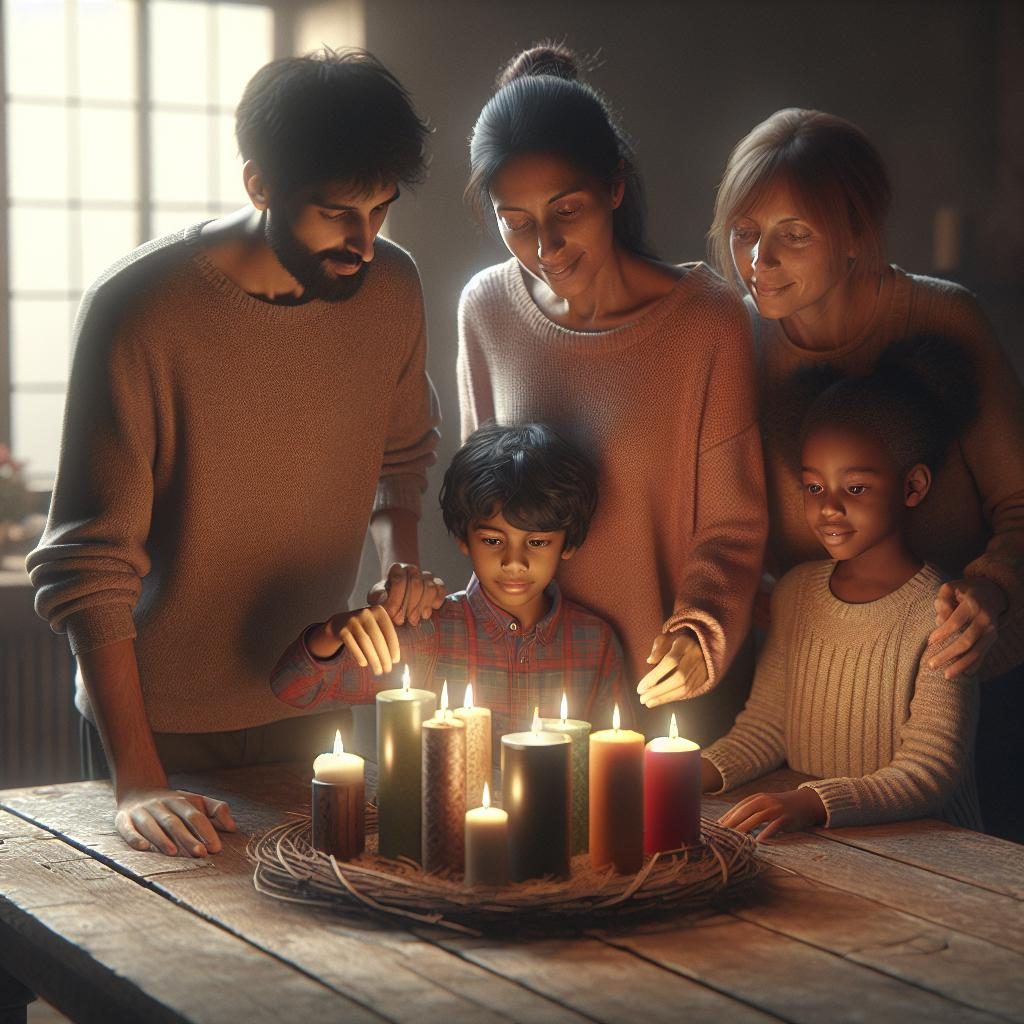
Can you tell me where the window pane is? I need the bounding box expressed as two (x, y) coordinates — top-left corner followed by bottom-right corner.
(149, 207), (212, 240)
(4, 0), (67, 98)
(78, 208), (138, 288)
(79, 106), (138, 201)
(215, 4), (272, 107)
(10, 298), (75, 385)
(151, 110), (210, 203)
(77, 0), (137, 102)
(12, 390), (66, 484)
(8, 102), (69, 201)
(150, 1), (209, 106)
(216, 113), (242, 205)
(9, 207), (72, 292)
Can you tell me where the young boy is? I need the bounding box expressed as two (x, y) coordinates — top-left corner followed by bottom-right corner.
(272, 424), (627, 737)
(703, 338), (983, 837)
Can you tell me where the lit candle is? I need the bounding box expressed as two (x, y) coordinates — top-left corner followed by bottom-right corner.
(589, 704), (644, 874)
(375, 664), (436, 860)
(421, 681), (467, 873)
(463, 782), (509, 887)
(454, 683), (492, 819)
(500, 708), (572, 881)
(644, 713), (702, 853)
(539, 692), (591, 855)
(311, 730), (365, 860)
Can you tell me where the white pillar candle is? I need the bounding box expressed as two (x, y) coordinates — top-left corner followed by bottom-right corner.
(464, 782), (509, 887)
(454, 682), (492, 814)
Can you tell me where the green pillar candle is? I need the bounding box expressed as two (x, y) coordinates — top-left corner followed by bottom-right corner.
(375, 665), (436, 861)
(539, 692), (591, 855)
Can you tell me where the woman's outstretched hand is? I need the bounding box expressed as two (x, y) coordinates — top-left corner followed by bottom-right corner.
(928, 577), (1006, 678)
(637, 630), (709, 708)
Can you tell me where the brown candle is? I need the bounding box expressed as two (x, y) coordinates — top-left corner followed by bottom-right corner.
(421, 682), (467, 873)
(589, 704), (644, 873)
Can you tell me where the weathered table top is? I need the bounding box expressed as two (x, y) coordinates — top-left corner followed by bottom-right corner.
(1, 764), (1021, 1024)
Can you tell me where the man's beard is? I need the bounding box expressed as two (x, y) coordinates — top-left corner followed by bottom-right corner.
(265, 209), (369, 303)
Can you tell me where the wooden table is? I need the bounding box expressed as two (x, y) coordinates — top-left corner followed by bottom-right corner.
(1, 764), (1021, 1024)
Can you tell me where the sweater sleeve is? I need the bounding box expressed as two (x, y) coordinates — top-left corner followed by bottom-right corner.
(271, 621), (435, 709)
(456, 280), (497, 442)
(26, 280), (156, 655)
(701, 572), (794, 790)
(801, 636), (978, 828)
(373, 260), (441, 517)
(663, 288), (768, 691)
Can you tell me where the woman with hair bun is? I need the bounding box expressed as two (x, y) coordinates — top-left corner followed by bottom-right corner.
(458, 44), (767, 742)
(709, 108), (1024, 835)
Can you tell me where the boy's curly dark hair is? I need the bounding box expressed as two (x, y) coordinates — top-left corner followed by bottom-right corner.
(793, 334), (979, 472)
(440, 423), (598, 551)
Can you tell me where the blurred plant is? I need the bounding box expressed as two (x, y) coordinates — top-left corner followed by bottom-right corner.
(0, 444), (32, 523)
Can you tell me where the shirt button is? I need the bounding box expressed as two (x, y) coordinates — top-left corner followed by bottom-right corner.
(509, 622), (518, 631)
(520, 655), (527, 664)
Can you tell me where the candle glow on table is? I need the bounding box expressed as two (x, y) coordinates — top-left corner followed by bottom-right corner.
(311, 730), (365, 860)
(644, 713), (702, 853)
(375, 664), (436, 860)
(539, 692), (591, 854)
(454, 683), (492, 816)
(421, 680), (467, 873)
(500, 708), (572, 881)
(588, 704), (644, 874)
(463, 782), (509, 887)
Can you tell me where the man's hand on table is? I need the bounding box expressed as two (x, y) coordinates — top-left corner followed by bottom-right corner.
(115, 787), (237, 857)
(717, 788), (826, 841)
(368, 562), (446, 626)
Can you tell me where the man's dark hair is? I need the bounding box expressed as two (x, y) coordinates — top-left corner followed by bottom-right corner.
(440, 423), (599, 551)
(235, 48), (430, 197)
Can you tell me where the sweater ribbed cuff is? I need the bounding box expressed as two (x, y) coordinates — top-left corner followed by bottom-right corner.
(63, 604), (137, 656)
(799, 778), (860, 828)
(661, 612), (723, 696)
(373, 476), (423, 518)
(701, 742), (765, 793)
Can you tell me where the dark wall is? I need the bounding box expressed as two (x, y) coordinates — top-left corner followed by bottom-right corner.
(356, 0), (1016, 595)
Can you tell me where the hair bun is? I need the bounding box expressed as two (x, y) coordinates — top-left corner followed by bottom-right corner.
(497, 43), (579, 89)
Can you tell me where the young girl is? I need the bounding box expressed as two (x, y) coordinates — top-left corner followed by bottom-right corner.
(704, 337), (983, 837)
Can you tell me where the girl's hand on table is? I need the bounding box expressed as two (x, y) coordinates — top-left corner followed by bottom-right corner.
(368, 562), (446, 626)
(115, 788), (236, 857)
(718, 788), (825, 841)
(636, 630), (709, 708)
(929, 577), (1006, 679)
(310, 606), (401, 674)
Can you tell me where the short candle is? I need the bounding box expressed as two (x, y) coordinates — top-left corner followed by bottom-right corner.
(589, 704), (644, 874)
(644, 713), (702, 853)
(464, 782), (509, 887)
(311, 730), (365, 860)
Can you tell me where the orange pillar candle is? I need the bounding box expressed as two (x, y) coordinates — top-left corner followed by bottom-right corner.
(644, 713), (702, 853)
(421, 681), (467, 874)
(463, 782), (509, 887)
(454, 683), (492, 817)
(588, 704), (644, 873)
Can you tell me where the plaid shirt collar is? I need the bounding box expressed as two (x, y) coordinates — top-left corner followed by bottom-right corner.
(464, 573), (564, 646)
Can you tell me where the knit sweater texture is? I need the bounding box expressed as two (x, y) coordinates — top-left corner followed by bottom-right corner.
(703, 561), (982, 829)
(458, 259), (767, 736)
(752, 267), (1024, 677)
(28, 225), (440, 733)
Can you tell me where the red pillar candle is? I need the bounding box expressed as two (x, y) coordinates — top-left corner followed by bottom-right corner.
(588, 704), (644, 874)
(644, 713), (702, 854)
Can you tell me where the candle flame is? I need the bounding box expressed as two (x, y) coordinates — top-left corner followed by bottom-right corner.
(441, 680), (449, 713)
(560, 691), (568, 725)
(531, 707), (541, 733)
(612, 704), (621, 732)
(464, 682), (474, 710)
(402, 664), (410, 694)
(669, 713), (679, 740)
(482, 782), (491, 809)
(333, 729), (344, 756)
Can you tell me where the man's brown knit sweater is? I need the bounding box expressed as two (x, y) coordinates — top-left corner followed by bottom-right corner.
(28, 226), (440, 733)
(458, 259), (766, 739)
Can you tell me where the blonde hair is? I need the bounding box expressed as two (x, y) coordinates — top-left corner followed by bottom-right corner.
(708, 109), (891, 290)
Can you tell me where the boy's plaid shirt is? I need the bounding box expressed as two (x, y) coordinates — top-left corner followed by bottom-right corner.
(271, 575), (629, 737)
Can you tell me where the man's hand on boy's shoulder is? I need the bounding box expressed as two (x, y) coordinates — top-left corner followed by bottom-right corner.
(368, 562), (446, 627)
(309, 606), (401, 675)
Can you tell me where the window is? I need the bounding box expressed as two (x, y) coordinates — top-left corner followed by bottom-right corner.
(3, 0), (276, 486)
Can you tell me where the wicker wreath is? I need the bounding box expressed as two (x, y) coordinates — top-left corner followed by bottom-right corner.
(249, 806), (763, 935)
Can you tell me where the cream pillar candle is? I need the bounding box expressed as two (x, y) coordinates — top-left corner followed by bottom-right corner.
(589, 704), (644, 874)
(463, 782), (509, 887)
(375, 664), (436, 860)
(454, 683), (492, 818)
(539, 692), (591, 855)
(421, 682), (467, 874)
